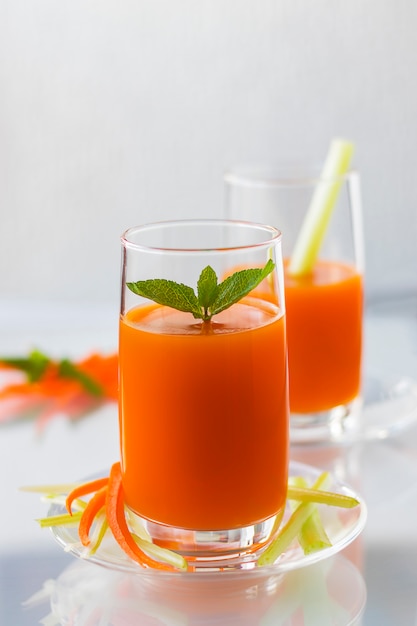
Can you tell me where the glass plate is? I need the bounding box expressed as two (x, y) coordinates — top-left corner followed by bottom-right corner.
(49, 460), (367, 577)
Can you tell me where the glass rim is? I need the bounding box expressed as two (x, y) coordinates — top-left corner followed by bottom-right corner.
(224, 166), (359, 190)
(121, 219), (282, 254)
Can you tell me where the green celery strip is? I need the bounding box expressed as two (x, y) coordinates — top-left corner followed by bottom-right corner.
(298, 507), (332, 555)
(289, 476), (332, 555)
(257, 501), (316, 566)
(132, 533), (188, 571)
(41, 495), (87, 512)
(288, 139), (354, 276)
(84, 510), (108, 556)
(20, 483), (82, 494)
(258, 472), (329, 567)
(286, 485), (359, 508)
(126, 509), (153, 542)
(36, 511), (83, 528)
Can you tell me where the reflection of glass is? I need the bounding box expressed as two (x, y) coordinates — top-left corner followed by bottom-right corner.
(225, 166), (364, 444)
(119, 220), (289, 566)
(25, 554), (366, 625)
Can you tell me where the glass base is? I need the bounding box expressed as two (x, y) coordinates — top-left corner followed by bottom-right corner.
(131, 511), (281, 568)
(290, 397), (362, 446)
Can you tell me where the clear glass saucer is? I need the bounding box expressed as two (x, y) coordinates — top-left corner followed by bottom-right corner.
(48, 461), (367, 577)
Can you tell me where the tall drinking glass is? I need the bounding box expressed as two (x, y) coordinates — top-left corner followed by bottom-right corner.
(119, 220), (289, 567)
(225, 166), (364, 443)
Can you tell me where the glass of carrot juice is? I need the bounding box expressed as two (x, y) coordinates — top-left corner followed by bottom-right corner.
(225, 161), (364, 443)
(119, 219), (289, 566)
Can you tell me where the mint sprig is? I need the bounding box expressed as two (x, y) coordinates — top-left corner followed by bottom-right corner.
(1, 349), (51, 382)
(127, 259), (275, 322)
(58, 359), (104, 397)
(1, 349), (104, 397)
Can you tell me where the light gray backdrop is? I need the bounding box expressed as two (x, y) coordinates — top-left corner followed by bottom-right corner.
(1, 1), (416, 305)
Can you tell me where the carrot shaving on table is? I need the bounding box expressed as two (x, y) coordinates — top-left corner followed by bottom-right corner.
(0, 350), (118, 431)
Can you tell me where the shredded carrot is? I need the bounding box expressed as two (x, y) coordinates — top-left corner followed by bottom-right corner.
(77, 354), (118, 401)
(78, 486), (108, 547)
(66, 477), (109, 515)
(105, 462), (177, 571)
(0, 351), (119, 429)
(0, 383), (35, 397)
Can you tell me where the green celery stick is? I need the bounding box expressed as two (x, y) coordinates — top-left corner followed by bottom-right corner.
(85, 513), (108, 556)
(289, 476), (332, 555)
(36, 511), (83, 527)
(20, 483), (82, 494)
(288, 139), (354, 276)
(286, 485), (359, 508)
(132, 533), (188, 571)
(258, 472), (329, 566)
(257, 501), (316, 566)
(298, 507), (332, 554)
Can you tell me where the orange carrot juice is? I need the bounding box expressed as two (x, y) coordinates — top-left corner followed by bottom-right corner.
(284, 260), (363, 414)
(119, 298), (288, 531)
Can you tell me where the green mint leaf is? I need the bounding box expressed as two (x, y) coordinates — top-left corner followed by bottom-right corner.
(0, 349), (51, 382)
(197, 266), (218, 315)
(58, 359), (104, 397)
(126, 259), (275, 322)
(210, 259), (275, 317)
(127, 279), (202, 319)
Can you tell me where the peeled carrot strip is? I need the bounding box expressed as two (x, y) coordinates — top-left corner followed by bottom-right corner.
(79, 486), (108, 547)
(0, 351), (119, 430)
(0, 383), (35, 398)
(76, 353), (118, 400)
(66, 477), (109, 515)
(105, 462), (177, 572)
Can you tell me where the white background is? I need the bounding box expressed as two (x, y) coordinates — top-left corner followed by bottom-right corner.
(1, 1), (417, 306)
(1, 14), (417, 626)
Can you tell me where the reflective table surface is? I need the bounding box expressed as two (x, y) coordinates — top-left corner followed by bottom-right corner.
(1, 297), (417, 625)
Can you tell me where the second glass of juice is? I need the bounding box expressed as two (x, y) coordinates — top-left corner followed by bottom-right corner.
(225, 166), (364, 443)
(119, 219), (289, 567)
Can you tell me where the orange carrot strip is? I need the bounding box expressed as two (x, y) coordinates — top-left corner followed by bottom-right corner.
(66, 477), (109, 514)
(78, 353), (118, 401)
(0, 350), (119, 430)
(64, 394), (99, 419)
(105, 462), (175, 571)
(78, 486), (108, 547)
(0, 383), (35, 398)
